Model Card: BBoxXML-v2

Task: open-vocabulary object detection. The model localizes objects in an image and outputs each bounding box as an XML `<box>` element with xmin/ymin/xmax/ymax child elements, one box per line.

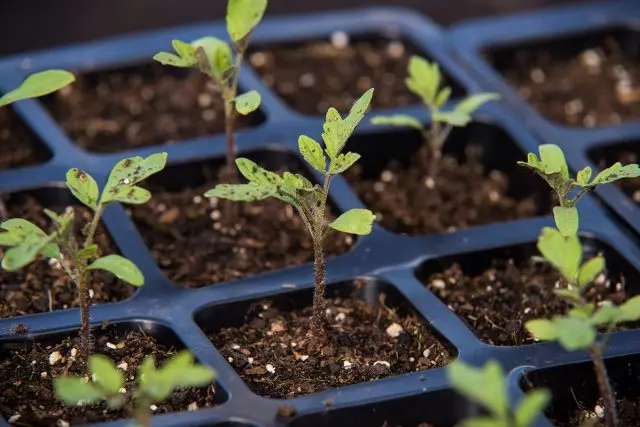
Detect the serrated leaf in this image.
<box><xmin>537</xmin><ymin>227</ymin><xmax>582</xmax><ymax>283</ymax></box>
<box><xmin>515</xmin><ymin>389</ymin><xmax>551</xmax><ymax>427</ymax></box>
<box><xmin>577</xmin><ymin>166</ymin><xmax>592</xmax><ymax>185</ymax></box>
<box><xmin>0</xmin><ymin>219</ymin><xmax>59</xmax><ymax>269</ymax></box>
<box><xmin>370</xmin><ymin>114</ymin><xmax>423</xmax><ymax>131</ymax></box>
<box><xmin>0</xmin><ymin>70</ymin><xmax>75</xmax><ymax>107</ymax></box>
<box><xmin>172</xmin><ymin>39</ymin><xmax>197</xmax><ymax>63</ymax></box>
<box><xmin>204</xmin><ymin>183</ymin><xmax>275</xmax><ymax>201</ymax></box>
<box><xmin>518</xmin><ymin>153</ymin><xmax>543</xmax><ymax>173</ymax></box>
<box><xmin>101</xmin><ymin>153</ymin><xmax>167</xmax><ymax>204</ymax></box>
<box><xmin>330</xmin><ymin>152</ymin><xmax>361</xmax><ymax>175</ymax></box>
<box><xmin>435</xmin><ymin>87</ymin><xmax>452</xmax><ymax>108</ymax></box>
<box><xmin>54</xmin><ymin>377</ymin><xmax>104</xmax><ymax>406</ymax></box>
<box><xmin>553</xmin><ymin>206</ymin><xmax>578</xmax><ymax>237</ymax></box>
<box><xmin>89</xmin><ymin>354</ymin><xmax>124</xmax><ymax>395</ymax></box>
<box><xmin>66</xmin><ymin>168</ymin><xmax>99</xmax><ymax>210</ymax></box>
<box><xmin>191</xmin><ymin>36</ymin><xmax>232</xmax><ymax>79</ymax></box>
<box><xmin>235</xmin><ymin>158</ymin><xmax>282</xmax><ymax>187</ymax></box>
<box><xmin>235</xmin><ymin>90</ymin><xmax>261</xmax><ymax>115</ymax></box>
<box><xmin>226</xmin><ymin>0</ymin><xmax>267</xmax><ymax>41</ymax></box>
<box><xmin>153</xmin><ymin>52</ymin><xmax>193</xmax><ymax>68</ymax></box>
<box><xmin>538</xmin><ymin>144</ymin><xmax>568</xmax><ymax>178</ymax></box>
<box><xmin>2</xmin><ymin>234</ymin><xmax>55</xmax><ymax>271</ymax></box>
<box><xmin>577</xmin><ymin>256</ymin><xmax>605</xmax><ymax>289</ymax></box>
<box><xmin>454</xmin><ymin>93</ymin><xmax>500</xmax><ymax>116</ymax></box>
<box><xmin>617</xmin><ymin>295</ymin><xmax>640</xmax><ymax>323</ymax></box>
<box><xmin>88</xmin><ymin>255</ymin><xmax>144</xmax><ymax>287</ymax></box>
<box><xmin>525</xmin><ymin>319</ymin><xmax>558</xmax><ymax>341</ymax></box>
<box><xmin>447</xmin><ymin>360</ymin><xmax>508</xmax><ymax>418</ymax></box>
<box><xmin>431</xmin><ymin>110</ymin><xmax>471</xmax><ymax>127</ymax></box>
<box><xmin>158</xmin><ymin>351</ymin><xmax>215</xmax><ymax>389</ymax></box>
<box><xmin>328</xmin><ymin>209</ymin><xmax>375</xmax><ymax>235</ymax></box>
<box><xmin>406</xmin><ymin>56</ymin><xmax>440</xmax><ymax>105</ymax></box>
<box><xmin>343</xmin><ymin>88</ymin><xmax>374</xmax><ymax>141</ymax></box>
<box><xmin>298</xmin><ymin>135</ymin><xmax>326</xmax><ymax>172</ymax></box>
<box><xmin>591</xmin><ymin>162</ymin><xmax>640</xmax><ymax>186</ymax></box>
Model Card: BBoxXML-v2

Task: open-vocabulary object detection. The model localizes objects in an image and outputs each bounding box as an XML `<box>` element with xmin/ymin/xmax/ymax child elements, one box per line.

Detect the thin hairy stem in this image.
<box><xmin>588</xmin><ymin>345</ymin><xmax>618</xmax><ymax>427</ymax></box>
<box><xmin>425</xmin><ymin>121</ymin><xmax>452</xmax><ymax>180</ymax></box>
<box><xmin>76</xmin><ymin>266</ymin><xmax>91</xmax><ymax>367</ymax></box>
<box><xmin>0</xmin><ymin>197</ymin><xmax>7</xmax><ymax>221</ymax></box>
<box><xmin>84</xmin><ymin>205</ymin><xmax>104</xmax><ymax>248</ymax></box>
<box><xmin>135</xmin><ymin>395</ymin><xmax>152</xmax><ymax>427</ymax></box>
<box><xmin>310</xmin><ymin>236</ymin><xmax>327</xmax><ymax>334</ymax></box>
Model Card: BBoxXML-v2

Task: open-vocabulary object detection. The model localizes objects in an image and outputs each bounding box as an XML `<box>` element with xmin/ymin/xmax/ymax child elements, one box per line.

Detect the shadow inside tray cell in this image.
<box><xmin>128</xmin><ymin>150</ymin><xmax>354</xmax><ymax>289</ymax></box>
<box><xmin>484</xmin><ymin>27</ymin><xmax>640</xmax><ymax>127</ymax></box>
<box><xmin>41</xmin><ymin>61</ymin><xmax>266</xmax><ymax>153</ymax></box>
<box><xmin>0</xmin><ymin>107</ymin><xmax>52</xmax><ymax>171</ymax></box>
<box><xmin>589</xmin><ymin>141</ymin><xmax>640</xmax><ymax>204</ymax></box>
<box><xmin>195</xmin><ymin>277</ymin><xmax>455</xmax><ymax>399</ymax></box>
<box><xmin>0</xmin><ymin>187</ymin><xmax>136</xmax><ymax>320</ymax></box>
<box><xmin>344</xmin><ymin>122</ymin><xmax>552</xmax><ymax>236</ymax></box>
<box><xmin>248</xmin><ymin>34</ymin><xmax>466</xmax><ymax>115</ymax></box>
<box><xmin>0</xmin><ymin>320</ymin><xmax>227</xmax><ymax>425</ymax></box>
<box><xmin>416</xmin><ymin>238</ymin><xmax>640</xmax><ymax>347</ymax></box>
<box><xmin>521</xmin><ymin>353</ymin><xmax>640</xmax><ymax>426</ymax></box>
<box><xmin>289</xmin><ymin>389</ymin><xmax>482</xmax><ymax>427</ymax></box>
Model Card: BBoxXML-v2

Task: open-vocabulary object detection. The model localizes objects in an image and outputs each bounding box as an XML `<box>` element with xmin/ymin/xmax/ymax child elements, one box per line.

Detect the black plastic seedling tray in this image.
<box><xmin>1</xmin><ymin>3</ymin><xmax>640</xmax><ymax>427</ymax></box>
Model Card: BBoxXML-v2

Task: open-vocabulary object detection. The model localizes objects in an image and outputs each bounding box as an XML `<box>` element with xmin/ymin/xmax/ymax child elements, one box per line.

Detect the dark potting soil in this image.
<box><xmin>553</xmin><ymin>397</ymin><xmax>640</xmax><ymax>427</ymax></box>
<box><xmin>0</xmin><ymin>109</ymin><xmax>50</xmax><ymax>171</ymax></box>
<box><xmin>346</xmin><ymin>144</ymin><xmax>539</xmax><ymax>236</ymax></box>
<box><xmin>210</xmin><ymin>292</ymin><xmax>451</xmax><ymax>398</ymax></box>
<box><xmin>498</xmin><ymin>36</ymin><xmax>640</xmax><ymax>126</ymax></box>
<box><xmin>422</xmin><ymin>258</ymin><xmax>630</xmax><ymax>346</ymax></box>
<box><xmin>128</xmin><ymin>173</ymin><xmax>352</xmax><ymax>288</ymax></box>
<box><xmin>0</xmin><ymin>193</ymin><xmax>134</xmax><ymax>319</ymax></box>
<box><xmin>42</xmin><ymin>62</ymin><xmax>258</xmax><ymax>153</ymax></box>
<box><xmin>249</xmin><ymin>38</ymin><xmax>453</xmax><ymax>115</ymax></box>
<box><xmin>0</xmin><ymin>327</ymin><xmax>217</xmax><ymax>426</ymax></box>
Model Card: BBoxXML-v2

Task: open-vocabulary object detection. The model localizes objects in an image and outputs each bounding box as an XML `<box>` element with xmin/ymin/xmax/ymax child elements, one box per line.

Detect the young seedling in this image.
<box><xmin>518</xmin><ymin>143</ymin><xmax>640</xmax><ymax>237</ymax></box>
<box><xmin>205</xmin><ymin>89</ymin><xmax>376</xmax><ymax>334</ymax></box>
<box><xmin>54</xmin><ymin>351</ymin><xmax>215</xmax><ymax>427</ymax></box>
<box><xmin>0</xmin><ymin>153</ymin><xmax>167</xmax><ymax>366</ymax></box>
<box><xmin>525</xmin><ymin>221</ymin><xmax>640</xmax><ymax>427</ymax></box>
<box><xmin>370</xmin><ymin>55</ymin><xmax>499</xmax><ymax>180</ymax></box>
<box><xmin>448</xmin><ymin>360</ymin><xmax>550</xmax><ymax>427</ymax></box>
<box><xmin>0</xmin><ymin>69</ymin><xmax>75</xmax><ymax>219</ymax></box>
<box><xmin>153</xmin><ymin>0</ymin><xmax>267</xmax><ymax>183</ymax></box>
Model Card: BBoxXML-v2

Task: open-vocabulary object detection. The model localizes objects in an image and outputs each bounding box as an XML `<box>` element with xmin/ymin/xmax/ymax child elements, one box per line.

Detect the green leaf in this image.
<box><xmin>460</xmin><ymin>417</ymin><xmax>508</xmax><ymax>427</ymax></box>
<box><xmin>141</xmin><ymin>351</ymin><xmax>215</xmax><ymax>402</ymax></box>
<box><xmin>0</xmin><ymin>70</ymin><xmax>75</xmax><ymax>107</ymax></box>
<box><xmin>2</xmin><ymin>234</ymin><xmax>54</xmax><ymax>271</ymax></box>
<box><xmin>517</xmin><ymin>153</ymin><xmax>543</xmax><ymax>173</ymax></box>
<box><xmin>453</xmin><ymin>93</ymin><xmax>500</xmax><ymax>116</ymax></box>
<box><xmin>553</xmin><ymin>288</ymin><xmax>583</xmax><ymax>304</ymax></box>
<box><xmin>577</xmin><ymin>166</ymin><xmax>592</xmax><ymax>185</ymax></box>
<box><xmin>435</xmin><ymin>87</ymin><xmax>452</xmax><ymax>108</ymax></box>
<box><xmin>88</xmin><ymin>255</ymin><xmax>144</xmax><ymax>287</ymax></box>
<box><xmin>101</xmin><ymin>153</ymin><xmax>167</xmax><ymax>205</ymax></box>
<box><xmin>329</xmin><ymin>152</ymin><xmax>361</xmax><ymax>175</ymax></box>
<box><xmin>370</xmin><ymin>114</ymin><xmax>423</xmax><ymax>131</ymax></box>
<box><xmin>66</xmin><ymin>168</ymin><xmax>99</xmax><ymax>211</ymax></box>
<box><xmin>190</xmin><ymin>36</ymin><xmax>232</xmax><ymax>79</ymax></box>
<box><xmin>153</xmin><ymin>39</ymin><xmax>198</xmax><ymax>68</ymax></box>
<box><xmin>406</xmin><ymin>56</ymin><xmax>440</xmax><ymax>105</ymax></box>
<box><xmin>515</xmin><ymin>389</ymin><xmax>551</xmax><ymax>427</ymax></box>
<box><xmin>89</xmin><ymin>354</ymin><xmax>124</xmax><ymax>395</ymax></box>
<box><xmin>226</xmin><ymin>0</ymin><xmax>268</xmax><ymax>42</ymax></box>
<box><xmin>298</xmin><ymin>135</ymin><xmax>326</xmax><ymax>172</ymax></box>
<box><xmin>0</xmin><ymin>219</ymin><xmax>59</xmax><ymax>270</ymax></box>
<box><xmin>235</xmin><ymin>90</ymin><xmax>261</xmax><ymax>115</ymax></box>
<box><xmin>54</xmin><ymin>377</ymin><xmax>104</xmax><ymax>406</ymax></box>
<box><xmin>77</xmin><ymin>244</ymin><xmax>99</xmax><ymax>262</ymax></box>
<box><xmin>554</xmin><ymin>316</ymin><xmax>597</xmax><ymax>350</ymax></box>
<box><xmin>204</xmin><ymin>183</ymin><xmax>275</xmax><ymax>201</ymax></box>
<box><xmin>539</xmin><ymin>144</ymin><xmax>568</xmax><ymax>177</ymax></box>
<box><xmin>431</xmin><ymin>110</ymin><xmax>470</xmax><ymax>127</ymax></box>
<box><xmin>590</xmin><ymin>163</ymin><xmax>640</xmax><ymax>186</ymax></box>
<box><xmin>537</xmin><ymin>227</ymin><xmax>582</xmax><ymax>283</ymax></box>
<box><xmin>553</xmin><ymin>206</ymin><xmax>578</xmax><ymax>237</ymax></box>
<box><xmin>322</xmin><ymin>107</ymin><xmax>343</xmax><ymax>159</ymax></box>
<box><xmin>172</xmin><ymin>39</ymin><xmax>196</xmax><ymax>63</ymax></box>
<box><xmin>577</xmin><ymin>256</ymin><xmax>605</xmax><ymax>289</ymax></box>
<box><xmin>235</xmin><ymin>158</ymin><xmax>282</xmax><ymax>187</ymax></box>
<box><xmin>590</xmin><ymin>302</ymin><xmax>619</xmax><ymax>326</ymax></box>
<box><xmin>343</xmin><ymin>88</ymin><xmax>374</xmax><ymax>142</ymax></box>
<box><xmin>328</xmin><ymin>209</ymin><xmax>376</xmax><ymax>235</ymax></box>
<box><xmin>525</xmin><ymin>319</ymin><xmax>558</xmax><ymax>341</ymax></box>
<box><xmin>617</xmin><ymin>295</ymin><xmax>640</xmax><ymax>323</ymax></box>
<box><xmin>569</xmin><ymin>303</ymin><xmax>595</xmax><ymax>319</ymax></box>
<box><xmin>153</xmin><ymin>51</ymin><xmax>192</xmax><ymax>68</ymax></box>
<box><xmin>447</xmin><ymin>360</ymin><xmax>508</xmax><ymax>418</ymax></box>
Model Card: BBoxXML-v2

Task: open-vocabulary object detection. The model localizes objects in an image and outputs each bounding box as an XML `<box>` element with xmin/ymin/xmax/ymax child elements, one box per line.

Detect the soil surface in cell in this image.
<box><xmin>499</xmin><ymin>36</ymin><xmax>640</xmax><ymax>126</ymax></box>
<box><xmin>423</xmin><ymin>257</ymin><xmax>632</xmax><ymax>346</ymax></box>
<box><xmin>346</xmin><ymin>144</ymin><xmax>539</xmax><ymax>236</ymax></box>
<box><xmin>129</xmin><ymin>170</ymin><xmax>352</xmax><ymax>288</ymax></box>
<box><xmin>250</xmin><ymin>38</ymin><xmax>449</xmax><ymax>114</ymax></box>
<box><xmin>0</xmin><ymin>108</ymin><xmax>50</xmax><ymax>171</ymax></box>
<box><xmin>0</xmin><ymin>327</ymin><xmax>217</xmax><ymax>425</ymax></box>
<box><xmin>0</xmin><ymin>194</ymin><xmax>134</xmax><ymax>319</ymax></box>
<box><xmin>210</xmin><ymin>291</ymin><xmax>451</xmax><ymax>398</ymax></box>
<box><xmin>43</xmin><ymin>63</ymin><xmax>258</xmax><ymax>153</ymax></box>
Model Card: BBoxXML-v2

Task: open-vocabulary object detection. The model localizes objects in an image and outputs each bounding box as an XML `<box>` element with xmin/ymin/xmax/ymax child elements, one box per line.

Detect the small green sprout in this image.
<box><xmin>371</xmin><ymin>55</ymin><xmax>499</xmax><ymax>179</ymax></box>
<box><xmin>519</xmin><ymin>143</ymin><xmax>640</xmax><ymax>236</ymax></box>
<box><xmin>0</xmin><ymin>153</ymin><xmax>167</xmax><ymax>366</ymax></box>
<box><xmin>448</xmin><ymin>360</ymin><xmax>550</xmax><ymax>427</ymax></box>
<box><xmin>0</xmin><ymin>69</ymin><xmax>75</xmax><ymax>219</ymax></box>
<box><xmin>205</xmin><ymin>89</ymin><xmax>376</xmax><ymax>334</ymax></box>
<box><xmin>153</xmin><ymin>0</ymin><xmax>267</xmax><ymax>183</ymax></box>
<box><xmin>54</xmin><ymin>351</ymin><xmax>215</xmax><ymax>427</ymax></box>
